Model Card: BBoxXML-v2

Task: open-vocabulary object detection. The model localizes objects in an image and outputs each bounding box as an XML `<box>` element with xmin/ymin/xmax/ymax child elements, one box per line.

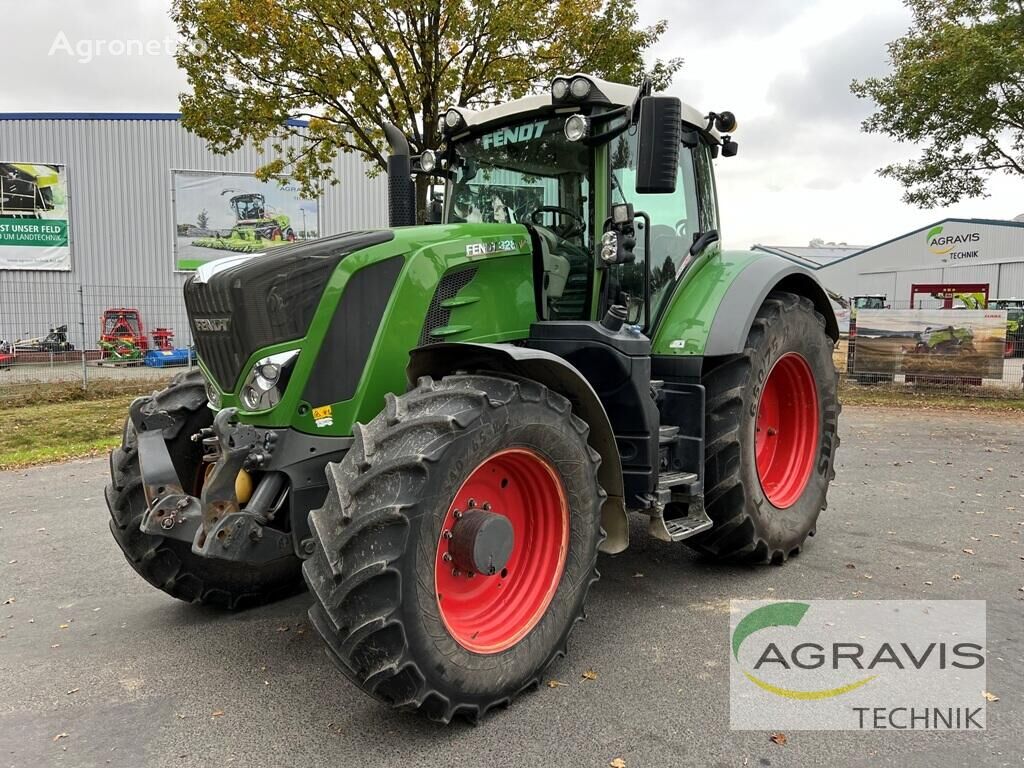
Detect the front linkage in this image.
<box><xmin>129</xmin><ymin>397</ymin><xmax>349</xmax><ymax>566</ymax></box>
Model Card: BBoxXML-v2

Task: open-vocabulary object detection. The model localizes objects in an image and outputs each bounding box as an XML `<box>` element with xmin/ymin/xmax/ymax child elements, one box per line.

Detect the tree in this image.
<box><xmin>174</xmin><ymin>0</ymin><xmax>682</xmax><ymax>208</ymax></box>
<box><xmin>196</xmin><ymin>207</ymin><xmax>209</xmax><ymax>230</ymax></box>
<box><xmin>851</xmin><ymin>0</ymin><xmax>1024</xmax><ymax>207</ymax></box>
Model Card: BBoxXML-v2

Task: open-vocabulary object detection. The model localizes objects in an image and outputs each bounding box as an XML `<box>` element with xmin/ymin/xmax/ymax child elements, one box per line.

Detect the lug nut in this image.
<box><xmin>442</xmin><ymin>552</ymin><xmax>452</xmax><ymax>562</ymax></box>
<box><xmin>452</xmin><ymin>568</ymin><xmax>460</xmax><ymax>577</ymax></box>
<box><xmin>443</xmin><ymin>530</ymin><xmax>453</xmax><ymax>540</ymax></box>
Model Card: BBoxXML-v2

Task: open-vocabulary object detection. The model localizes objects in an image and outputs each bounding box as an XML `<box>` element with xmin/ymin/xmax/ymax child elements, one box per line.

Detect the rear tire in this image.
<box><xmin>105</xmin><ymin>369</ymin><xmax>304</xmax><ymax>609</ymax></box>
<box><xmin>304</xmin><ymin>375</ymin><xmax>604</xmax><ymax>723</ymax></box>
<box><xmin>686</xmin><ymin>292</ymin><xmax>840</xmax><ymax>564</ymax></box>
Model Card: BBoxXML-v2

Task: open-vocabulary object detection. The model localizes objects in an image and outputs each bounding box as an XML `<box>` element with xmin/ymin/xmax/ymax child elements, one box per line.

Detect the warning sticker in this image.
<box><xmin>312</xmin><ymin>404</ymin><xmax>333</xmax><ymax>428</ymax></box>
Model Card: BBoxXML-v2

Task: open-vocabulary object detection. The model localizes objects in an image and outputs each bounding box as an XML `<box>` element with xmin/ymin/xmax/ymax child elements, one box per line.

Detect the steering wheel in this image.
<box><xmin>531</xmin><ymin>206</ymin><xmax>584</xmax><ymax>240</ymax></box>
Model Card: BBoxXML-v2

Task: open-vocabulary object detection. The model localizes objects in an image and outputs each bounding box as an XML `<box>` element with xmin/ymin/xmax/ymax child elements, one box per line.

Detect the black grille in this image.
<box><xmin>185</xmin><ymin>230</ymin><xmax>394</xmax><ymax>390</ymax></box>
<box><xmin>418</xmin><ymin>268</ymin><xmax>478</xmax><ymax>345</ymax></box>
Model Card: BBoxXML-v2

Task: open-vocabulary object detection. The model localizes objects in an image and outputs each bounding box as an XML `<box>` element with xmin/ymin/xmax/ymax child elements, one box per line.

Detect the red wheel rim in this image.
<box><xmin>754</xmin><ymin>352</ymin><xmax>819</xmax><ymax>509</ymax></box>
<box><xmin>434</xmin><ymin>448</ymin><xmax>569</xmax><ymax>654</ymax></box>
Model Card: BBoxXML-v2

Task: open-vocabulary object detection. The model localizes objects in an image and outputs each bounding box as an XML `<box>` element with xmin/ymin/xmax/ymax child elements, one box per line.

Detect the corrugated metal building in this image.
<box><xmin>0</xmin><ymin>113</ymin><xmax>387</xmax><ymax>349</ymax></box>
<box><xmin>761</xmin><ymin>218</ymin><xmax>1024</xmax><ymax>307</ymax></box>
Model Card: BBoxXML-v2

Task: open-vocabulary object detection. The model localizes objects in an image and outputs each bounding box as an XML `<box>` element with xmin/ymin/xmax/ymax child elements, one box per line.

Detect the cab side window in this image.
<box><xmin>610</xmin><ymin>129</ymin><xmax>700</xmax><ymax>325</ymax></box>
<box><xmin>692</xmin><ymin>142</ymin><xmax>720</xmax><ymax>234</ymax></box>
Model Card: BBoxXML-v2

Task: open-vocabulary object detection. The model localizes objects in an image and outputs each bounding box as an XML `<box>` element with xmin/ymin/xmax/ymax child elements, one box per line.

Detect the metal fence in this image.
<box><xmin>2</xmin><ymin>282</ymin><xmax>1022</xmax><ymax>397</ymax></box>
<box><xmin>0</xmin><ymin>281</ymin><xmax>193</xmax><ymax>388</ymax></box>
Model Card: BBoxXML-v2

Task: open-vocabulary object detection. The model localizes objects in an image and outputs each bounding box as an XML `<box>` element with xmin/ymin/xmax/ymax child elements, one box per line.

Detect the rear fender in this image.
<box><xmin>407</xmin><ymin>342</ymin><xmax>629</xmax><ymax>554</ymax></box>
<box><xmin>705</xmin><ymin>257</ymin><xmax>839</xmax><ymax>357</ymax></box>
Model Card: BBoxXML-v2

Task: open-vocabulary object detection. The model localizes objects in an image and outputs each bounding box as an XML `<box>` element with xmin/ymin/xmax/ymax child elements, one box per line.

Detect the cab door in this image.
<box><xmin>606</xmin><ymin>128</ymin><xmax>703</xmax><ymax>329</ymax></box>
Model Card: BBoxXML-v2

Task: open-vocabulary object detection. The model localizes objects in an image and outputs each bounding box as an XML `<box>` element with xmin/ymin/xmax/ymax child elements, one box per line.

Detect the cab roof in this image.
<box><xmin>450</xmin><ymin>75</ymin><xmax>720</xmax><ymax>141</ymax></box>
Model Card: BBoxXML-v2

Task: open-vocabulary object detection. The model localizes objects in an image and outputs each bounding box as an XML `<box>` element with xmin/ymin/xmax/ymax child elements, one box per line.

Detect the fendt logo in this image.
<box><xmin>926</xmin><ymin>225</ymin><xmax>981</xmax><ymax>258</ymax></box>
<box><xmin>193</xmin><ymin>317</ymin><xmax>231</xmax><ymax>333</ymax></box>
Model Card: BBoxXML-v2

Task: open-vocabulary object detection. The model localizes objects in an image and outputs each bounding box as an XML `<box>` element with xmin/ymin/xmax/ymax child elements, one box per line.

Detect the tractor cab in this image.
<box><xmin>426</xmin><ymin>75</ymin><xmax>734</xmax><ymax>330</ymax></box>
<box><xmin>230</xmin><ymin>193</ymin><xmax>267</xmax><ymax>223</ymax></box>
<box><xmin>852</xmin><ymin>294</ymin><xmax>887</xmax><ymax>311</ymax></box>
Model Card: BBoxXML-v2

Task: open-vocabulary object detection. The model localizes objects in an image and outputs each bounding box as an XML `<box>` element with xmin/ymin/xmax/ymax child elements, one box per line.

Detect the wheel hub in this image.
<box><xmin>434</xmin><ymin>448</ymin><xmax>569</xmax><ymax>654</ymax></box>
<box><xmin>447</xmin><ymin>507</ymin><xmax>514</xmax><ymax>576</ymax></box>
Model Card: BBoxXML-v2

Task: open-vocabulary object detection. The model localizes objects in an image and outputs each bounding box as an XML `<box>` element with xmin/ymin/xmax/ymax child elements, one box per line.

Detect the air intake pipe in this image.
<box><xmin>384</xmin><ymin>123</ymin><xmax>416</xmax><ymax>228</ymax></box>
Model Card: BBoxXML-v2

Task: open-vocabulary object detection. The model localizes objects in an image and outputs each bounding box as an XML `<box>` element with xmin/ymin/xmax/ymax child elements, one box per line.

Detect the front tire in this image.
<box><xmin>105</xmin><ymin>370</ymin><xmax>304</xmax><ymax>609</ymax></box>
<box><xmin>304</xmin><ymin>375</ymin><xmax>604</xmax><ymax>722</ymax></box>
<box><xmin>687</xmin><ymin>292</ymin><xmax>840</xmax><ymax>563</ymax></box>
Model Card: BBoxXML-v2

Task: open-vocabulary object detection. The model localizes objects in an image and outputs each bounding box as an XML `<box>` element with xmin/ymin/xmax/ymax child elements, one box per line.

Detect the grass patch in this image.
<box><xmin>0</xmin><ymin>378</ymin><xmax>170</xmax><ymax>409</ymax></box>
<box><xmin>0</xmin><ymin>394</ymin><xmax>137</xmax><ymax>470</ymax></box>
<box><xmin>840</xmin><ymin>381</ymin><xmax>1024</xmax><ymax>413</ymax></box>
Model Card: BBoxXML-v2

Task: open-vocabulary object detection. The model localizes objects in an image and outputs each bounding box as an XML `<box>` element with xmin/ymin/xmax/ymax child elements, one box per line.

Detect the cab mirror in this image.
<box><xmin>636</xmin><ymin>96</ymin><xmax>682</xmax><ymax>194</ymax></box>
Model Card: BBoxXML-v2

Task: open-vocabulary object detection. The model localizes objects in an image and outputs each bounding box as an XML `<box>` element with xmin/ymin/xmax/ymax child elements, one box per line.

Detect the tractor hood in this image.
<box><xmin>184</xmin><ymin>230</ymin><xmax>394</xmax><ymax>390</ymax></box>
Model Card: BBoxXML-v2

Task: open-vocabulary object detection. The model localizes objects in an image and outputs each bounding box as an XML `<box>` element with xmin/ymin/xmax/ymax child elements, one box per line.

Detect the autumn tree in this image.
<box><xmin>174</xmin><ymin>0</ymin><xmax>682</xmax><ymax>207</ymax></box>
<box><xmin>852</xmin><ymin>0</ymin><xmax>1024</xmax><ymax>207</ymax></box>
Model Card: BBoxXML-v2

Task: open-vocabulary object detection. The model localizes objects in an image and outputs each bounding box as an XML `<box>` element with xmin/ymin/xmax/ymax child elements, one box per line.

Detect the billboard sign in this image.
<box><xmin>172</xmin><ymin>171</ymin><xmax>320</xmax><ymax>271</ymax></box>
<box><xmin>853</xmin><ymin>309</ymin><xmax>1006</xmax><ymax>377</ymax></box>
<box><xmin>0</xmin><ymin>162</ymin><xmax>71</xmax><ymax>271</ymax></box>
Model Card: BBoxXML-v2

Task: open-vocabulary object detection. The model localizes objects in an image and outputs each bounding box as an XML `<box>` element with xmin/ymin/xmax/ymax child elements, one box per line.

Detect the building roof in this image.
<box><xmin>0</xmin><ymin>112</ymin><xmax>309</xmax><ymax>127</ymax></box>
<box><xmin>752</xmin><ymin>244</ymin><xmax>863</xmax><ymax>267</ymax></box>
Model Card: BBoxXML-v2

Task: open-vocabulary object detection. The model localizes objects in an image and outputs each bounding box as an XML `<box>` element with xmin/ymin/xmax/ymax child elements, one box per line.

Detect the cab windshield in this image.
<box><xmin>447</xmin><ymin>116</ymin><xmax>593</xmax><ymax>319</ymax></box>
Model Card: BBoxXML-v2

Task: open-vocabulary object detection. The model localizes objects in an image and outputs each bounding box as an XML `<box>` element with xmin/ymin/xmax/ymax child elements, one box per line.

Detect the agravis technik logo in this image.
<box><xmin>730</xmin><ymin>600</ymin><xmax>987</xmax><ymax>731</ymax></box>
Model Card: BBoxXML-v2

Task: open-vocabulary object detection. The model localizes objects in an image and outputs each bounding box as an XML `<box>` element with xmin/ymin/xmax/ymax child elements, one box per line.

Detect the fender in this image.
<box><xmin>652</xmin><ymin>251</ymin><xmax>839</xmax><ymax>358</ymax></box>
<box><xmin>705</xmin><ymin>255</ymin><xmax>839</xmax><ymax>356</ymax></box>
<box><xmin>407</xmin><ymin>342</ymin><xmax>629</xmax><ymax>555</ymax></box>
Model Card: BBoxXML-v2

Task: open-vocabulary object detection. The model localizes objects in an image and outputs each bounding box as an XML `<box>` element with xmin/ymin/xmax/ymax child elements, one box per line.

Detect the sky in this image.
<box><xmin>3</xmin><ymin>0</ymin><xmax>1023</xmax><ymax>249</ymax></box>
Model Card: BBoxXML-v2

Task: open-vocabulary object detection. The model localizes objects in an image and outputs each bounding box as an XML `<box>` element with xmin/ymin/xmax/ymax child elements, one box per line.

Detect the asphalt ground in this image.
<box><xmin>1</xmin><ymin>404</ymin><xmax>1022</xmax><ymax>768</ymax></box>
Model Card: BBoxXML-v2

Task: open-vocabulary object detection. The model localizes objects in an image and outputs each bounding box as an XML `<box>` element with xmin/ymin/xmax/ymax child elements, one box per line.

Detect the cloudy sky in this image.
<box><xmin>4</xmin><ymin>0</ymin><xmax>1023</xmax><ymax>248</ymax></box>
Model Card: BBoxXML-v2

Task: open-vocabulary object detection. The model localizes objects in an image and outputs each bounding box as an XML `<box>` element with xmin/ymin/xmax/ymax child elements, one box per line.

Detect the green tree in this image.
<box><xmin>174</xmin><ymin>0</ymin><xmax>682</xmax><ymax>207</ymax></box>
<box><xmin>852</xmin><ymin>0</ymin><xmax>1024</xmax><ymax>207</ymax></box>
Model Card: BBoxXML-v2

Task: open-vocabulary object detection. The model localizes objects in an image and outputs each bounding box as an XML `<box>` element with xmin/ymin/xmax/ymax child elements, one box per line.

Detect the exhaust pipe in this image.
<box><xmin>383</xmin><ymin>123</ymin><xmax>416</xmax><ymax>228</ymax></box>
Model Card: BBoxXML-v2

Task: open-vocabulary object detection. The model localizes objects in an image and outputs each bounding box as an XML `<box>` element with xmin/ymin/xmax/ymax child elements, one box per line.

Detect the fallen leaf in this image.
<box><xmin>962</xmin><ymin>549</ymin><xmax>975</xmax><ymax>555</ymax></box>
<box><xmin>582</xmin><ymin>670</ymin><xmax>598</xmax><ymax>681</ymax></box>
<box><xmin>53</xmin><ymin>733</ymin><xmax>68</xmax><ymax>742</ymax></box>
<box><xmin>769</xmin><ymin>732</ymin><xmax>787</xmax><ymax>746</ymax></box>
<box><xmin>983</xmin><ymin>691</ymin><xmax>999</xmax><ymax>702</ymax></box>
<box><xmin>211</xmin><ymin>710</ymin><xmax>224</xmax><ymax>718</ymax></box>
<box><xmin>547</xmin><ymin>680</ymin><xmax>567</xmax><ymax>688</ymax></box>
<box><xmin>845</xmin><ymin>563</ymin><xmax>856</xmax><ymax>569</ymax></box>
<box><xmin>924</xmin><ymin>581</ymin><xmax>933</xmax><ymax>586</ymax></box>
<box><xmin>610</xmin><ymin>759</ymin><xmax>627</xmax><ymax>768</ymax></box>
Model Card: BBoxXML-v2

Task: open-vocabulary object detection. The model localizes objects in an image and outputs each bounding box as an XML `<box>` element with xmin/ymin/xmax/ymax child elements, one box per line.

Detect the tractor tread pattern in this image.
<box><xmin>689</xmin><ymin>292</ymin><xmax>841</xmax><ymax>564</ymax></box>
<box><xmin>303</xmin><ymin>374</ymin><xmax>603</xmax><ymax>724</ymax></box>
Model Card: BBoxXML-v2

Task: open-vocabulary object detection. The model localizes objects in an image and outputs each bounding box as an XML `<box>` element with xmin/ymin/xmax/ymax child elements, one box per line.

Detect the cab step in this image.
<box><xmin>647</xmin><ymin>500</ymin><xmax>714</xmax><ymax>543</ymax></box>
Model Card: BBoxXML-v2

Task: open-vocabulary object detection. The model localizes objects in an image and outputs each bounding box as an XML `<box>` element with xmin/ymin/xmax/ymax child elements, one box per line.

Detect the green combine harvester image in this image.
<box><xmin>0</xmin><ymin>163</ymin><xmax>59</xmax><ymax>217</ymax></box>
<box><xmin>912</xmin><ymin>325</ymin><xmax>976</xmax><ymax>354</ymax></box>
<box><xmin>106</xmin><ymin>74</ymin><xmax>841</xmax><ymax>723</ymax></box>
<box><xmin>191</xmin><ymin>191</ymin><xmax>297</xmax><ymax>253</ymax></box>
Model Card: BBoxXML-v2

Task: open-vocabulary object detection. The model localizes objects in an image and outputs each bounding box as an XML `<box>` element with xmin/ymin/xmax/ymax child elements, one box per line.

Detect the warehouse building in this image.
<box><xmin>0</xmin><ymin>113</ymin><xmax>386</xmax><ymax>352</ymax></box>
<box><xmin>761</xmin><ymin>218</ymin><xmax>1024</xmax><ymax>308</ymax></box>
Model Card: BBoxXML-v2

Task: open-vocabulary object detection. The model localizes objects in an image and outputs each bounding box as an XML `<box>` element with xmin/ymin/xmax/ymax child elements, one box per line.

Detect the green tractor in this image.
<box><xmin>191</xmin><ymin>192</ymin><xmax>297</xmax><ymax>253</ymax></box>
<box><xmin>106</xmin><ymin>74</ymin><xmax>840</xmax><ymax>722</ymax></box>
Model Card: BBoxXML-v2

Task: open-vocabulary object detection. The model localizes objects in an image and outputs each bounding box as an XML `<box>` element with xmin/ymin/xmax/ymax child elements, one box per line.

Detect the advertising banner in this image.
<box><xmin>853</xmin><ymin>309</ymin><xmax>1007</xmax><ymax>377</ymax></box>
<box><xmin>0</xmin><ymin>163</ymin><xmax>71</xmax><ymax>271</ymax></box>
<box><xmin>172</xmin><ymin>171</ymin><xmax>320</xmax><ymax>271</ymax></box>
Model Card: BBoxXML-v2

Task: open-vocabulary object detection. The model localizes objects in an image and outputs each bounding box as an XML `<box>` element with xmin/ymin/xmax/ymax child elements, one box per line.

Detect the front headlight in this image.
<box><xmin>204</xmin><ymin>374</ymin><xmax>222</xmax><ymax>409</ymax></box>
<box><xmin>240</xmin><ymin>350</ymin><xmax>299</xmax><ymax>411</ymax></box>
